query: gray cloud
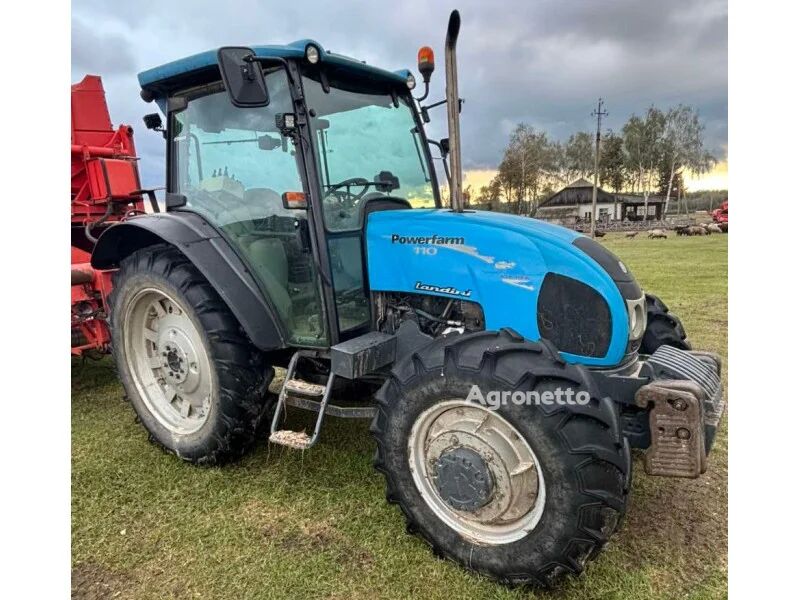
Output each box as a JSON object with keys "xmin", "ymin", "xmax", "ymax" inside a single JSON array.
[
  {"xmin": 71, "ymin": 18, "xmax": 138, "ymax": 77},
  {"xmin": 72, "ymin": 0, "xmax": 727, "ymax": 186}
]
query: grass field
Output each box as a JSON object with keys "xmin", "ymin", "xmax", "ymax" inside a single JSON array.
[{"xmin": 72, "ymin": 233, "xmax": 728, "ymax": 599}]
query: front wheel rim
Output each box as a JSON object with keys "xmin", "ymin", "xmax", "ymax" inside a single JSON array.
[
  {"xmin": 123, "ymin": 288, "xmax": 213, "ymax": 434},
  {"xmin": 408, "ymin": 400, "xmax": 546, "ymax": 545}
]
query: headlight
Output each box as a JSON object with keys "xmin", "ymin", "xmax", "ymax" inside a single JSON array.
[
  {"xmin": 626, "ymin": 295, "xmax": 646, "ymax": 340},
  {"xmin": 406, "ymin": 73, "xmax": 416, "ymax": 90},
  {"xmin": 305, "ymin": 44, "xmax": 320, "ymax": 64}
]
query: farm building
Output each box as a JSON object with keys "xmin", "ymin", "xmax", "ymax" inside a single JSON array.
[{"xmin": 536, "ymin": 178, "xmax": 666, "ymax": 225}]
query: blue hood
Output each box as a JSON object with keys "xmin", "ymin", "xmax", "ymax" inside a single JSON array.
[{"xmin": 365, "ymin": 209, "xmax": 633, "ymax": 367}]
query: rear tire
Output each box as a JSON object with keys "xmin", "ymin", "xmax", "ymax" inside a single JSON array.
[
  {"xmin": 371, "ymin": 329, "xmax": 630, "ymax": 587},
  {"xmin": 109, "ymin": 244, "xmax": 274, "ymax": 465},
  {"xmin": 641, "ymin": 293, "xmax": 691, "ymax": 354}
]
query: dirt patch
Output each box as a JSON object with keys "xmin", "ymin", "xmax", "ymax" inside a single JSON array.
[
  {"xmin": 613, "ymin": 426, "xmax": 728, "ymax": 597},
  {"xmin": 275, "ymin": 520, "xmax": 376, "ymax": 570},
  {"xmin": 72, "ymin": 562, "xmax": 131, "ymax": 600},
  {"xmin": 241, "ymin": 499, "xmax": 375, "ymax": 568},
  {"xmin": 269, "ymin": 519, "xmax": 341, "ymax": 552}
]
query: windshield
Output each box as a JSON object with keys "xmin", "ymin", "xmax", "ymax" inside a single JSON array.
[{"xmin": 302, "ymin": 73, "xmax": 437, "ymax": 231}]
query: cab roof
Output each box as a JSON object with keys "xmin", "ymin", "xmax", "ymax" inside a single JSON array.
[{"xmin": 138, "ymin": 39, "xmax": 411, "ymax": 95}]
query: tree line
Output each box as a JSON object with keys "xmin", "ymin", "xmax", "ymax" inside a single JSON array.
[{"xmin": 472, "ymin": 105, "xmax": 718, "ymax": 217}]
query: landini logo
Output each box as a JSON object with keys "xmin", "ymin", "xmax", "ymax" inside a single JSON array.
[{"xmin": 415, "ymin": 281, "xmax": 472, "ymax": 298}]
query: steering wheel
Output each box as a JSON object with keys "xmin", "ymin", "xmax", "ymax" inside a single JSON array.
[{"xmin": 326, "ymin": 177, "xmax": 371, "ymax": 204}]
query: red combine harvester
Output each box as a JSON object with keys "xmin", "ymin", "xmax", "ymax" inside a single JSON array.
[
  {"xmin": 71, "ymin": 75, "xmax": 150, "ymax": 356},
  {"xmin": 712, "ymin": 199, "xmax": 728, "ymax": 224}
]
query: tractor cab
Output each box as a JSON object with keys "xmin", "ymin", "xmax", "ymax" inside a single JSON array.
[{"xmin": 138, "ymin": 42, "xmax": 440, "ymax": 348}]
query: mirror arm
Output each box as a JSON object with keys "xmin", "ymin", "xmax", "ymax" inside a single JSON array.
[
  {"xmin": 426, "ymin": 139, "xmax": 451, "ymax": 187},
  {"xmin": 244, "ymin": 55, "xmax": 296, "ymax": 87},
  {"xmin": 414, "ymin": 81, "xmax": 430, "ymax": 102}
]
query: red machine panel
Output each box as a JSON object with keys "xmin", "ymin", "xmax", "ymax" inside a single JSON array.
[{"xmin": 71, "ymin": 75, "xmax": 145, "ymax": 356}]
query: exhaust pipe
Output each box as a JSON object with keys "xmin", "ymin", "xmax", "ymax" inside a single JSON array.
[{"xmin": 444, "ymin": 10, "xmax": 463, "ymax": 213}]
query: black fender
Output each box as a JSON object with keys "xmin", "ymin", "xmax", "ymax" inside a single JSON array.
[{"xmin": 91, "ymin": 211, "xmax": 286, "ymax": 351}]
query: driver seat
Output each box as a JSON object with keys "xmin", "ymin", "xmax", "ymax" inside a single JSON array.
[
  {"xmin": 359, "ymin": 194, "xmax": 411, "ymax": 228},
  {"xmin": 233, "ymin": 187, "xmax": 293, "ymax": 322}
]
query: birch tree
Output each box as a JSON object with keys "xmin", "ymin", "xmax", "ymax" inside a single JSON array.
[
  {"xmin": 499, "ymin": 124, "xmax": 560, "ymax": 215},
  {"xmin": 564, "ymin": 131, "xmax": 594, "ymax": 181},
  {"xmin": 623, "ymin": 107, "xmax": 665, "ymax": 219},
  {"xmin": 660, "ymin": 105, "xmax": 707, "ymax": 215}
]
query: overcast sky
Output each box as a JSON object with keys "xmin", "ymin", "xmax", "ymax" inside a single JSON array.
[{"xmin": 71, "ymin": 0, "xmax": 727, "ymax": 190}]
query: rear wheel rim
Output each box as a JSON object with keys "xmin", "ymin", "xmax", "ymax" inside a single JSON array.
[
  {"xmin": 408, "ymin": 400, "xmax": 546, "ymax": 545},
  {"xmin": 123, "ymin": 288, "xmax": 213, "ymax": 434}
]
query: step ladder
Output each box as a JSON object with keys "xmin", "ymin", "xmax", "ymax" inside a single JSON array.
[{"xmin": 269, "ymin": 351, "xmax": 335, "ymax": 450}]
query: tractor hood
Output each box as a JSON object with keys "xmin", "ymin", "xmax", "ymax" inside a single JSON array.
[{"xmin": 365, "ymin": 209, "xmax": 642, "ymax": 367}]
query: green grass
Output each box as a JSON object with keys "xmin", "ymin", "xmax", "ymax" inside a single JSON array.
[{"xmin": 72, "ymin": 233, "xmax": 728, "ymax": 599}]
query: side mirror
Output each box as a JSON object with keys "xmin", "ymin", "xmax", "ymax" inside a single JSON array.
[{"xmin": 217, "ymin": 47, "xmax": 269, "ymax": 108}]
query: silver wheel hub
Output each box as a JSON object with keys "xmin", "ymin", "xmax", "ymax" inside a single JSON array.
[
  {"xmin": 409, "ymin": 400, "xmax": 545, "ymax": 545},
  {"xmin": 123, "ymin": 288, "xmax": 212, "ymax": 434}
]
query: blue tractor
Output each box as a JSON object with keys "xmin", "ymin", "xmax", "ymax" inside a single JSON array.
[{"xmin": 92, "ymin": 11, "xmax": 723, "ymax": 586}]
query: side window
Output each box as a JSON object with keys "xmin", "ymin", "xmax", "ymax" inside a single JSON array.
[
  {"xmin": 172, "ymin": 71, "xmax": 302, "ymax": 226},
  {"xmin": 170, "ymin": 70, "xmax": 327, "ymax": 346}
]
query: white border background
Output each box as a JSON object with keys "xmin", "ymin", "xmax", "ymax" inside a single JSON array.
[
  {"xmin": 728, "ymin": 1, "xmax": 799, "ymax": 597},
  {"xmin": 1, "ymin": 1, "xmax": 71, "ymax": 596}
]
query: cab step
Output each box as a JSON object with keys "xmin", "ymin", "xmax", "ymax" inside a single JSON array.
[
  {"xmin": 284, "ymin": 378, "xmax": 326, "ymax": 398},
  {"xmin": 269, "ymin": 350, "xmax": 334, "ymax": 450},
  {"xmin": 269, "ymin": 429, "xmax": 312, "ymax": 450}
]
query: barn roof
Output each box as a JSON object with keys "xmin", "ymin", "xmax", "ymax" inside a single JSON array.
[
  {"xmin": 539, "ymin": 179, "xmax": 670, "ymax": 209},
  {"xmin": 565, "ymin": 177, "xmax": 594, "ymax": 188},
  {"xmin": 539, "ymin": 179, "xmax": 615, "ymax": 208}
]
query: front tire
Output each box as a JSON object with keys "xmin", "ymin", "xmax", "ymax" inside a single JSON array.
[
  {"xmin": 109, "ymin": 244, "xmax": 273, "ymax": 465},
  {"xmin": 371, "ymin": 329, "xmax": 630, "ymax": 587},
  {"xmin": 641, "ymin": 293, "xmax": 691, "ymax": 354}
]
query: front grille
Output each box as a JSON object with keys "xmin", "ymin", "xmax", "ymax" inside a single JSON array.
[{"xmin": 536, "ymin": 273, "xmax": 611, "ymax": 358}]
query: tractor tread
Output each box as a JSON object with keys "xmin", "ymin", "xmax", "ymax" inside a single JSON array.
[
  {"xmin": 109, "ymin": 243, "xmax": 274, "ymax": 465},
  {"xmin": 371, "ymin": 329, "xmax": 629, "ymax": 588},
  {"xmin": 642, "ymin": 293, "xmax": 691, "ymax": 353}
]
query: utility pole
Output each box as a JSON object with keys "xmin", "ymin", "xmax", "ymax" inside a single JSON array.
[
  {"xmin": 590, "ymin": 98, "xmax": 608, "ymax": 237},
  {"xmin": 521, "ymin": 143, "xmax": 526, "ymax": 215}
]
